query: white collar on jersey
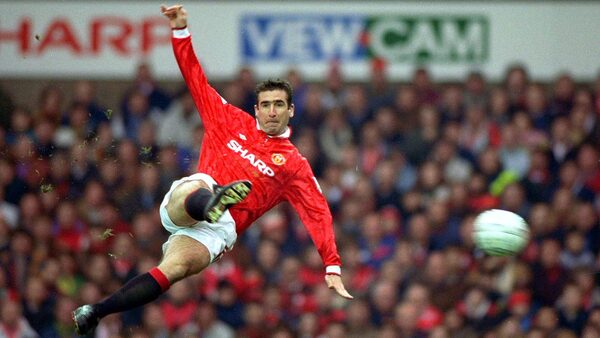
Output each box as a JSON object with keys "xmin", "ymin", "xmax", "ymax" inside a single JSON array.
[{"xmin": 255, "ymin": 119, "xmax": 291, "ymax": 138}]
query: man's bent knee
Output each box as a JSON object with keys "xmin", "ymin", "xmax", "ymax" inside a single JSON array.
[
  {"xmin": 166, "ymin": 180, "xmax": 211, "ymax": 226},
  {"xmin": 158, "ymin": 235, "xmax": 211, "ymax": 283}
]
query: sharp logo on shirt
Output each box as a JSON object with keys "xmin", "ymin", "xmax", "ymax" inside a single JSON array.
[
  {"xmin": 227, "ymin": 139, "xmax": 275, "ymax": 177},
  {"xmin": 271, "ymin": 153, "xmax": 286, "ymax": 166}
]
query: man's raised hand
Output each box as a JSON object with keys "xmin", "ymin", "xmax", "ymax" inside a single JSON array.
[{"xmin": 160, "ymin": 4, "xmax": 187, "ymax": 29}]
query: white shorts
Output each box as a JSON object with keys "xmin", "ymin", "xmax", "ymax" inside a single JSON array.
[{"xmin": 159, "ymin": 173, "xmax": 237, "ymax": 263}]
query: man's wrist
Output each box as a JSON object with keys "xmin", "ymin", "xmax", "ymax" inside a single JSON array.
[
  {"xmin": 325, "ymin": 265, "xmax": 341, "ymax": 275},
  {"xmin": 172, "ymin": 27, "xmax": 190, "ymax": 39}
]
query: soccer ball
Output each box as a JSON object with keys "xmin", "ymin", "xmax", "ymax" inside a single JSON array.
[{"xmin": 473, "ymin": 209, "xmax": 530, "ymax": 256}]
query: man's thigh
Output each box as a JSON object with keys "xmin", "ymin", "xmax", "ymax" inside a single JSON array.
[{"xmin": 159, "ymin": 235, "xmax": 211, "ymax": 282}]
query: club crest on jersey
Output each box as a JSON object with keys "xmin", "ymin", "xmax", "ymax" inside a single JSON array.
[
  {"xmin": 271, "ymin": 153, "xmax": 286, "ymax": 166},
  {"xmin": 227, "ymin": 139, "xmax": 275, "ymax": 177}
]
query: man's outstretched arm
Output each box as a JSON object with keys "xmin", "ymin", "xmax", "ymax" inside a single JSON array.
[
  {"xmin": 285, "ymin": 165, "xmax": 353, "ymax": 300},
  {"xmin": 161, "ymin": 4, "xmax": 242, "ymax": 129}
]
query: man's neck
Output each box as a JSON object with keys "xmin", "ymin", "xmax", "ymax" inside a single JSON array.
[{"xmin": 255, "ymin": 120, "xmax": 291, "ymax": 138}]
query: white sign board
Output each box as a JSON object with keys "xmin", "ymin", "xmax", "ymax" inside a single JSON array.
[{"xmin": 0, "ymin": 1, "xmax": 599, "ymax": 81}]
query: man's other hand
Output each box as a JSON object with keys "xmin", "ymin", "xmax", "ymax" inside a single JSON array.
[
  {"xmin": 325, "ymin": 274, "xmax": 354, "ymax": 300},
  {"xmin": 160, "ymin": 4, "xmax": 187, "ymax": 29}
]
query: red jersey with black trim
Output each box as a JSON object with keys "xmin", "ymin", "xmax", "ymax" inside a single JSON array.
[{"xmin": 171, "ymin": 30, "xmax": 341, "ymax": 268}]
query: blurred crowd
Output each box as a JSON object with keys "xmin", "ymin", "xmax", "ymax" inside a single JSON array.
[{"xmin": 0, "ymin": 60, "xmax": 600, "ymax": 338}]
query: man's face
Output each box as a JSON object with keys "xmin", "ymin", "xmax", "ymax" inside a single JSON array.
[{"xmin": 255, "ymin": 89, "xmax": 293, "ymax": 136}]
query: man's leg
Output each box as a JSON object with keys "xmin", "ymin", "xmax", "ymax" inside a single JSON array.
[
  {"xmin": 73, "ymin": 178, "xmax": 250, "ymax": 335},
  {"xmin": 72, "ymin": 235, "xmax": 211, "ymax": 335}
]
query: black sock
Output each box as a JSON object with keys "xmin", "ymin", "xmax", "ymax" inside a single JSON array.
[
  {"xmin": 184, "ymin": 188, "xmax": 213, "ymax": 221},
  {"xmin": 94, "ymin": 268, "xmax": 170, "ymax": 319}
]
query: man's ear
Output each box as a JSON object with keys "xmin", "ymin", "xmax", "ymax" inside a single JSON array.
[{"xmin": 289, "ymin": 103, "xmax": 295, "ymax": 118}]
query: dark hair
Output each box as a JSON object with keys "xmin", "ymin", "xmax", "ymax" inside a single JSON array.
[{"xmin": 255, "ymin": 79, "xmax": 293, "ymax": 106}]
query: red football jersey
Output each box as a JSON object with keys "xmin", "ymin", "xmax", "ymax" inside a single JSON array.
[{"xmin": 171, "ymin": 29, "xmax": 341, "ymax": 269}]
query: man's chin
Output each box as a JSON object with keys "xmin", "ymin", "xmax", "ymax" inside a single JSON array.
[{"xmin": 262, "ymin": 126, "xmax": 280, "ymax": 135}]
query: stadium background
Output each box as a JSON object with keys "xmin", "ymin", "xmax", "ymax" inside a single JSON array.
[{"xmin": 1, "ymin": 1, "xmax": 600, "ymax": 337}]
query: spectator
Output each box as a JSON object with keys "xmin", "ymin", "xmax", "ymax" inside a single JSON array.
[
  {"xmin": 421, "ymin": 250, "xmax": 466, "ymax": 312},
  {"xmin": 413, "ymin": 67, "xmax": 440, "ymax": 106},
  {"xmin": 372, "ymin": 160, "xmax": 402, "ymax": 210},
  {"xmin": 459, "ymin": 103, "xmax": 499, "ymax": 157},
  {"xmin": 35, "ymin": 85, "xmax": 63, "ymax": 126},
  {"xmin": 532, "ymin": 239, "xmax": 567, "ymax": 306},
  {"xmin": 293, "ymin": 84, "xmax": 326, "ymax": 131},
  {"xmin": 550, "ymin": 73, "xmax": 576, "ymax": 118},
  {"xmin": 125, "ymin": 62, "xmax": 171, "ymax": 113},
  {"xmin": 457, "ymin": 286, "xmax": 500, "ymax": 333},
  {"xmin": 71, "ymin": 80, "xmax": 108, "ymax": 131},
  {"xmin": 160, "ymin": 278, "xmax": 198, "ymax": 332},
  {"xmin": 443, "ymin": 308, "xmax": 478, "ymax": 338},
  {"xmin": 401, "ymin": 105, "xmax": 440, "ymax": 166},
  {"xmin": 520, "ymin": 148, "xmax": 554, "ymax": 203},
  {"xmin": 238, "ymin": 302, "xmax": 268, "ymax": 338},
  {"xmin": 235, "ymin": 66, "xmax": 257, "ymax": 114},
  {"xmin": 318, "ymin": 107, "xmax": 353, "ymax": 164},
  {"xmin": 515, "ymin": 111, "xmax": 550, "ymax": 151},
  {"xmin": 68, "ymin": 142, "xmax": 98, "ymax": 198},
  {"xmin": 393, "ymin": 84, "xmax": 420, "ymax": 133},
  {"xmin": 43, "ymin": 296, "xmax": 77, "ymax": 338},
  {"xmin": 6, "ymin": 229, "xmax": 33, "ymax": 294},
  {"xmin": 6, "ymin": 107, "xmax": 33, "ymax": 145},
  {"xmin": 322, "ymin": 61, "xmax": 346, "ymax": 110},
  {"xmin": 525, "ymin": 83, "xmax": 551, "ymax": 131},
  {"xmin": 576, "ymin": 144, "xmax": 600, "ymax": 194},
  {"xmin": 559, "ymin": 231, "xmax": 595, "ymax": 270},
  {"xmin": 571, "ymin": 202, "xmax": 600, "ymax": 255},
  {"xmin": 439, "ymin": 84, "xmax": 465, "ymax": 123},
  {"xmin": 286, "ymin": 68, "xmax": 309, "ymax": 116},
  {"xmin": 504, "ymin": 64, "xmax": 529, "ymax": 113},
  {"xmin": 369, "ymin": 279, "xmax": 398, "ymax": 326},
  {"xmin": 0, "ymin": 298, "xmax": 38, "ymax": 338},
  {"xmin": 156, "ymin": 90, "xmax": 200, "ymax": 150},
  {"xmin": 178, "ymin": 301, "xmax": 235, "ymax": 338},
  {"xmin": 393, "ymin": 301, "xmax": 425, "ymax": 338},
  {"xmin": 120, "ymin": 90, "xmax": 152, "ymax": 140},
  {"xmin": 499, "ymin": 123, "xmax": 531, "ymax": 178},
  {"xmin": 345, "ymin": 298, "xmax": 377, "ymax": 338},
  {"xmin": 338, "ymin": 241, "xmax": 376, "ymax": 296},
  {"xmin": 55, "ymin": 103, "xmax": 93, "ymax": 148},
  {"xmin": 556, "ymin": 284, "xmax": 588, "ymax": 335},
  {"xmin": 572, "ymin": 89, "xmax": 600, "ymax": 143},
  {"xmin": 403, "ymin": 282, "xmax": 443, "ymax": 332},
  {"xmin": 215, "ymin": 281, "xmax": 245, "ymax": 329},
  {"xmin": 549, "ymin": 116, "xmax": 576, "ymax": 166},
  {"xmin": 506, "ymin": 290, "xmax": 534, "ymax": 332},
  {"xmin": 464, "ymin": 71, "xmax": 488, "ymax": 108},
  {"xmin": 297, "ymin": 312, "xmax": 319, "ymax": 338},
  {"xmin": 53, "ymin": 201, "xmax": 88, "ymax": 253},
  {"xmin": 137, "ymin": 119, "xmax": 160, "ymax": 164}
]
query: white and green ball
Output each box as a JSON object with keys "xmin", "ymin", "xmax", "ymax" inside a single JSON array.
[{"xmin": 473, "ymin": 209, "xmax": 530, "ymax": 256}]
